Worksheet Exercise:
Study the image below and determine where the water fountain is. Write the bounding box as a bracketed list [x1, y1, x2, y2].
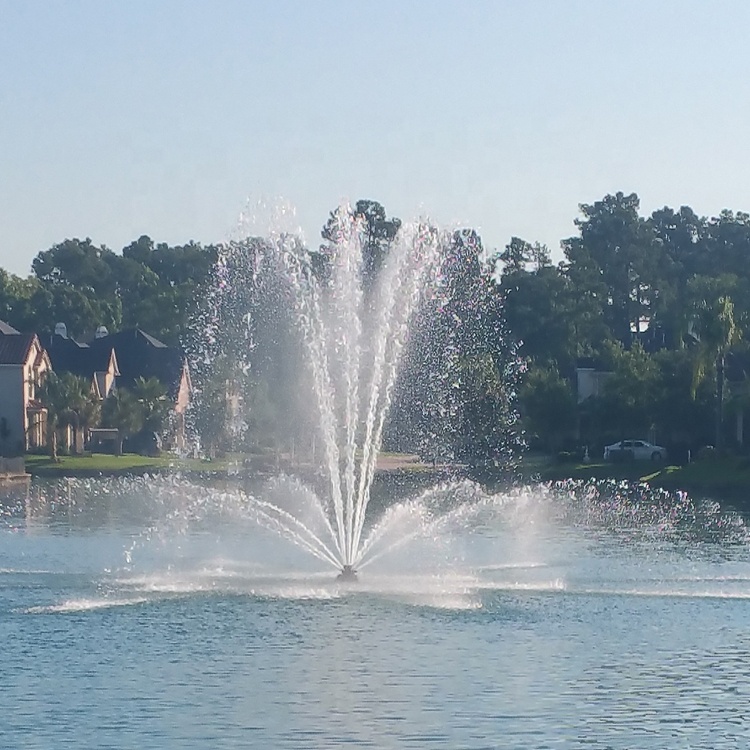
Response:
[190, 203, 505, 581]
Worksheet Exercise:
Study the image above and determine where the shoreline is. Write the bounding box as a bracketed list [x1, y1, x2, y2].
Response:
[17, 452, 750, 512]
[522, 456, 750, 513]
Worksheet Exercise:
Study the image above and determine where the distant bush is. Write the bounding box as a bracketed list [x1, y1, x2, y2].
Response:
[695, 445, 717, 461]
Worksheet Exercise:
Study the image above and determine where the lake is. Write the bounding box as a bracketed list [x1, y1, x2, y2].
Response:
[2, 476, 750, 749]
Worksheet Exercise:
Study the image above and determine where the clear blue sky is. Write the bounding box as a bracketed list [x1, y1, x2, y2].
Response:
[2, 0, 749, 276]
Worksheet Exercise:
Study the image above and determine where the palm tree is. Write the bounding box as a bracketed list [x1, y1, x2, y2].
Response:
[37, 372, 100, 458]
[690, 295, 742, 451]
[131, 376, 169, 434]
[65, 376, 101, 454]
[102, 388, 144, 456]
[36, 372, 72, 461]
[37, 373, 62, 461]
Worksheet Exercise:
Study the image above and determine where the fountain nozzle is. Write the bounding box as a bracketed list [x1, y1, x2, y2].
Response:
[336, 565, 358, 583]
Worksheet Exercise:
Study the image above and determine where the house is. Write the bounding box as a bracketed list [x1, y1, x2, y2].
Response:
[44, 323, 119, 401]
[42, 323, 120, 452]
[0, 325, 51, 454]
[87, 328, 192, 450]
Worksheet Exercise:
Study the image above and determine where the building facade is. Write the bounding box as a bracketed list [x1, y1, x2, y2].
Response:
[0, 331, 51, 454]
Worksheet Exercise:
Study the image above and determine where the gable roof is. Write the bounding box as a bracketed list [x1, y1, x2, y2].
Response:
[45, 333, 119, 379]
[87, 328, 187, 397]
[0, 333, 36, 365]
[138, 329, 168, 348]
[0, 320, 21, 335]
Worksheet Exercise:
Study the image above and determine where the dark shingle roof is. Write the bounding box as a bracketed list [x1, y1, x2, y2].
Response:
[87, 328, 186, 396]
[139, 330, 168, 348]
[45, 334, 117, 378]
[0, 334, 35, 365]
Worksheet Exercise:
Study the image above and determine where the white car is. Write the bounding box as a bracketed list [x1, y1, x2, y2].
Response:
[603, 440, 667, 462]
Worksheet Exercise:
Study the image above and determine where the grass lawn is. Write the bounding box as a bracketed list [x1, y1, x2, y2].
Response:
[22, 451, 435, 477]
[523, 453, 750, 506]
[24, 453, 221, 476]
[23, 451, 750, 509]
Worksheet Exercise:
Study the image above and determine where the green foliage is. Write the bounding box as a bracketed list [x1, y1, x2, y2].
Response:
[37, 371, 97, 460]
[597, 342, 660, 438]
[321, 200, 401, 292]
[455, 352, 522, 478]
[686, 288, 743, 450]
[1, 235, 217, 342]
[651, 348, 714, 450]
[5, 190, 750, 466]
[563, 192, 667, 347]
[495, 236, 551, 275]
[688, 286, 742, 395]
[131, 376, 169, 434]
[189, 372, 231, 457]
[519, 364, 577, 452]
[498, 264, 579, 372]
[391, 228, 523, 475]
[102, 388, 145, 455]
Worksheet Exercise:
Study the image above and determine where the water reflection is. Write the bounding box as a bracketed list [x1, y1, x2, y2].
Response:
[3, 476, 750, 748]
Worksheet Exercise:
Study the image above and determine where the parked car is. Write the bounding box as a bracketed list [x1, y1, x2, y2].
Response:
[603, 440, 667, 462]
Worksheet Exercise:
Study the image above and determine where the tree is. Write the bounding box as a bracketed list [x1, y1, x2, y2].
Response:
[390, 228, 523, 474]
[497, 264, 579, 373]
[0, 270, 36, 328]
[705, 210, 750, 286]
[186, 235, 289, 457]
[132, 376, 169, 435]
[519, 364, 578, 453]
[62, 374, 100, 454]
[37, 372, 94, 460]
[102, 389, 144, 455]
[37, 283, 121, 339]
[649, 205, 706, 278]
[647, 206, 707, 348]
[495, 237, 551, 275]
[121, 237, 219, 343]
[455, 352, 522, 478]
[32, 238, 119, 297]
[27, 234, 218, 344]
[651, 348, 714, 453]
[496, 236, 533, 275]
[563, 192, 666, 348]
[321, 199, 401, 292]
[37, 372, 65, 461]
[688, 287, 743, 450]
[593, 342, 660, 442]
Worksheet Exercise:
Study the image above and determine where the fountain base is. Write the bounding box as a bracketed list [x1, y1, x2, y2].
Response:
[336, 565, 358, 583]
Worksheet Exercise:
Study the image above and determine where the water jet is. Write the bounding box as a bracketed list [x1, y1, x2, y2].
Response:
[193, 203, 455, 574]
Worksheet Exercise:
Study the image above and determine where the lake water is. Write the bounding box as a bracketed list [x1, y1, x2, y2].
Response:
[2, 476, 750, 749]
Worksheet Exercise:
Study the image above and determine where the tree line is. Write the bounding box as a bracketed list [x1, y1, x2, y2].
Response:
[3, 192, 749, 468]
[0, 236, 219, 345]
[498, 192, 750, 458]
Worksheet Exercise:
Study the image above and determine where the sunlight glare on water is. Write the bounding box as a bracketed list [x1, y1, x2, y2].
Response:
[3, 477, 750, 748]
